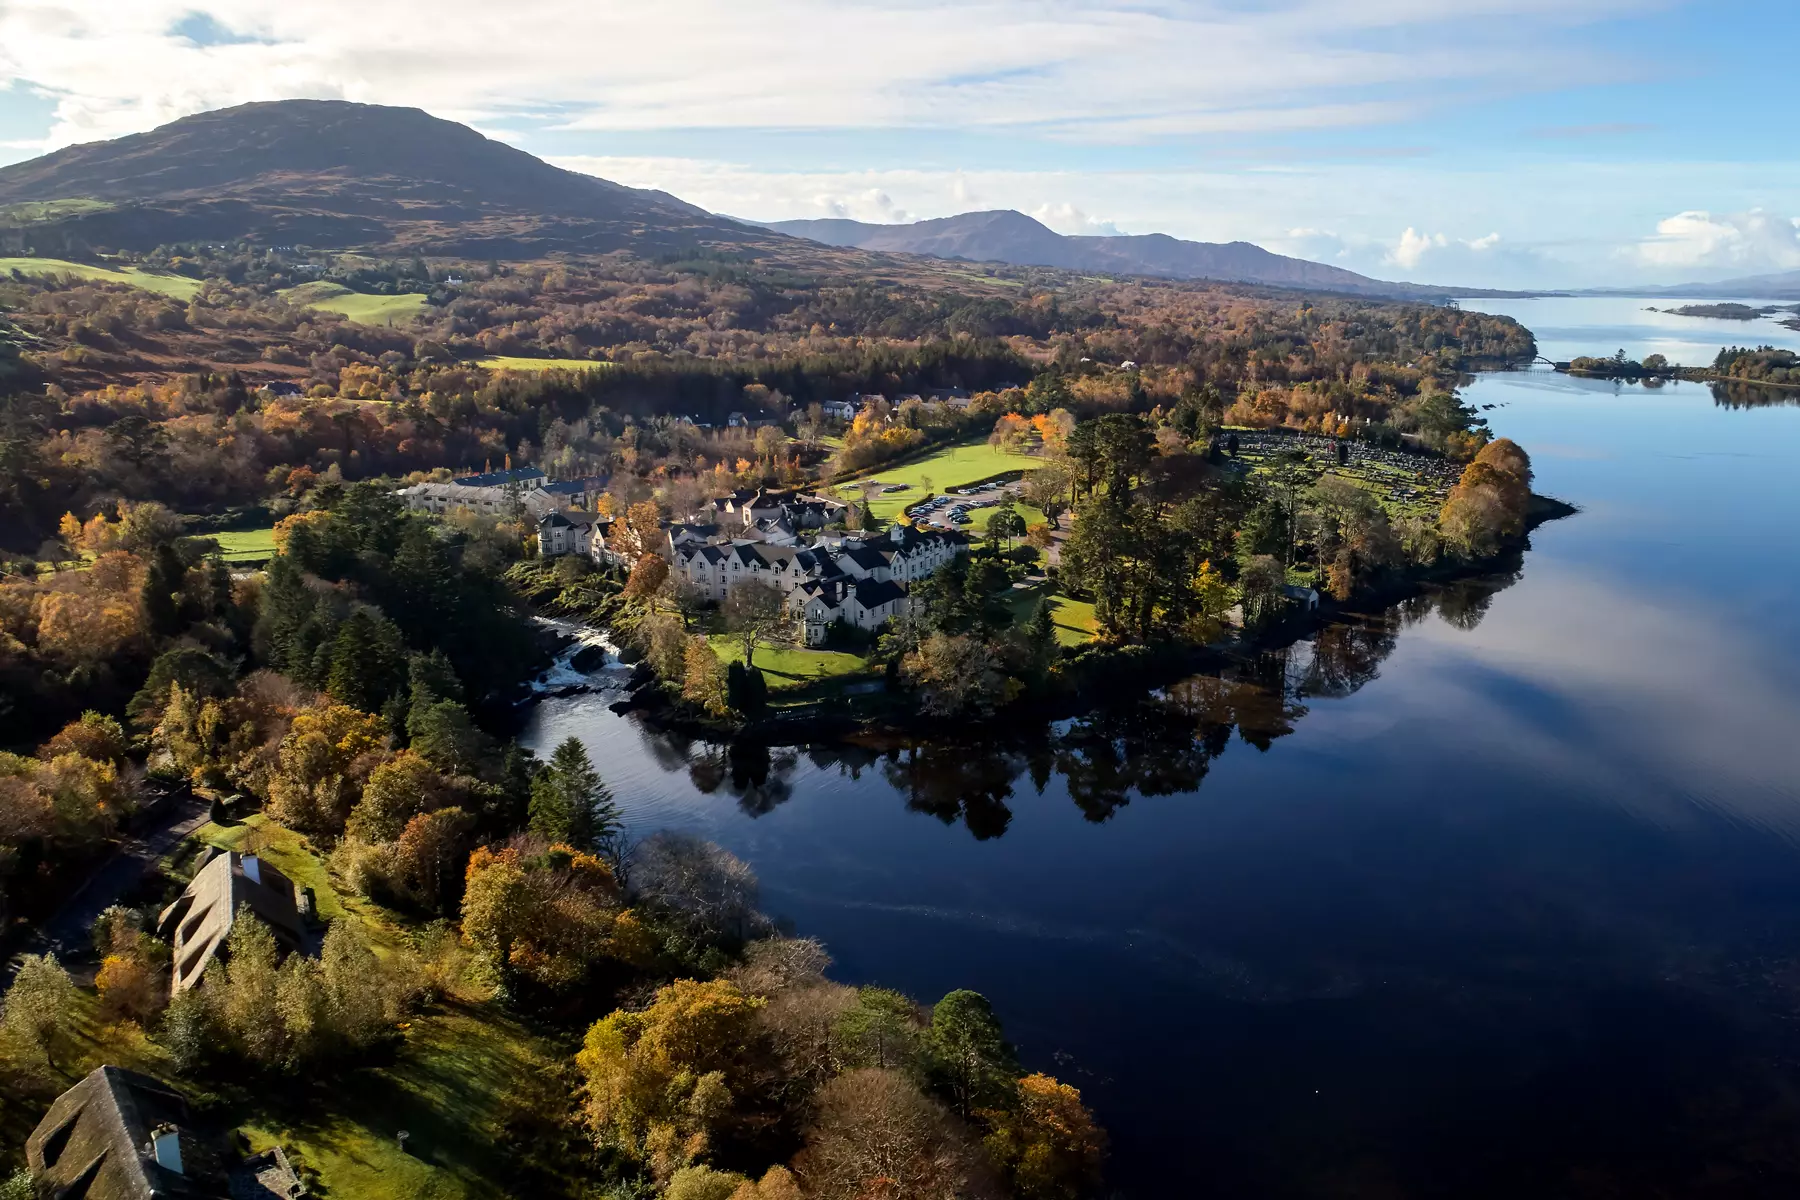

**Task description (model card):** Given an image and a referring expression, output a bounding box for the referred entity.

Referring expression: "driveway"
[5,790,211,980]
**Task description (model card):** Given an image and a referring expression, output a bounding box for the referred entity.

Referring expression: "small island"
[1650,303,1776,321]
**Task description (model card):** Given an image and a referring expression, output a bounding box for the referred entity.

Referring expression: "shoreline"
[579,492,1579,749]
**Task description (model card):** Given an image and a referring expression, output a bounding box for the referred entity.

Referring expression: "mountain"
[759,209,1442,297]
[0,100,773,257]
[1657,270,1800,300]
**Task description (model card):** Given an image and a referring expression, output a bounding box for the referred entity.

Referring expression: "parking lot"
[905,480,1022,529]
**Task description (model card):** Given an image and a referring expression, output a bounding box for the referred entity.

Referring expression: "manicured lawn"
[834,438,1038,523]
[707,635,871,690]
[210,526,277,563]
[0,256,202,300]
[1004,586,1099,646]
[477,356,612,373]
[280,282,431,325]
[960,502,1047,533]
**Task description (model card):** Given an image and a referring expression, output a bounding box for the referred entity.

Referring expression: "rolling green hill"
[0,255,201,299]
[280,280,431,324]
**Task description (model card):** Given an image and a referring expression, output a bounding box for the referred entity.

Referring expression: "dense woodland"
[1,246,1531,557]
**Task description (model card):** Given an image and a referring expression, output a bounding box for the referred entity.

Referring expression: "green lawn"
[238,1005,554,1200]
[961,502,1047,533]
[1004,586,1099,647]
[835,438,1038,523]
[209,526,277,563]
[198,815,348,923]
[477,356,612,373]
[0,256,202,300]
[708,635,871,690]
[280,281,431,325]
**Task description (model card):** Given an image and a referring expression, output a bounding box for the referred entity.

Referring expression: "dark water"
[522,299,1800,1197]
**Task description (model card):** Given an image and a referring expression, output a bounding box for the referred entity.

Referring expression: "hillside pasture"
[279,281,431,325]
[477,356,613,373]
[208,526,278,563]
[0,256,202,300]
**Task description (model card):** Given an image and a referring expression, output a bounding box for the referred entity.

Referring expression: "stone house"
[27,1066,221,1199]
[158,852,310,995]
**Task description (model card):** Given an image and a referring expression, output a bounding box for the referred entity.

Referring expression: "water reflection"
[629,566,1529,841]
[1709,380,1800,409]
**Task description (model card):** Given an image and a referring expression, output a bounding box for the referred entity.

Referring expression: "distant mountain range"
[752,210,1459,298]
[0,99,1491,300]
[1615,270,1800,301]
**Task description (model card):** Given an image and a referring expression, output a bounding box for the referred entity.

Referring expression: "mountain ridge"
[755,209,1457,297]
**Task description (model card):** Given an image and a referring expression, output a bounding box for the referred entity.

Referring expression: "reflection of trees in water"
[880,744,1019,840]
[1434,566,1520,632]
[685,739,799,816]
[1292,612,1401,699]
[1054,703,1219,821]
[641,565,1531,838]
[1710,380,1800,409]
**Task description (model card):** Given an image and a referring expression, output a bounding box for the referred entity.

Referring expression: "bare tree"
[797,1069,1001,1200]
[630,831,770,943]
[721,577,790,670]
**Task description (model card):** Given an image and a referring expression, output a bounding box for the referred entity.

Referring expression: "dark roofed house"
[158,852,309,995]
[450,466,548,488]
[27,1066,225,1199]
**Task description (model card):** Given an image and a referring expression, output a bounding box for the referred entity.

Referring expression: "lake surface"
[521,297,1800,1198]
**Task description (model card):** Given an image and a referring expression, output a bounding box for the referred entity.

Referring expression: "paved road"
[5,792,211,981]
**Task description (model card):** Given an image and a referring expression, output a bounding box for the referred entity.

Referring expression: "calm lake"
[521,296,1800,1198]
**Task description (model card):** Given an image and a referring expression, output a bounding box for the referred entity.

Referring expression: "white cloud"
[1389,227,1448,270]
[0,0,1659,149]
[1634,209,1800,273]
[1030,203,1125,237]
[1385,228,1504,272]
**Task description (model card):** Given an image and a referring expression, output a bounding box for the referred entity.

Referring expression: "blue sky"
[0,0,1794,288]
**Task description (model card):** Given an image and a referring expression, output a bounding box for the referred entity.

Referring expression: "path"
[4,790,211,980]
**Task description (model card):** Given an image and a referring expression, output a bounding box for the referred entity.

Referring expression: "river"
[520,296,1800,1198]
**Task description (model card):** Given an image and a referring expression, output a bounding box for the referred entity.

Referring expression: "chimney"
[149,1125,183,1175]
[241,854,261,884]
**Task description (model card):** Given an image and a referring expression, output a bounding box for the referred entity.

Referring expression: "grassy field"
[1004,586,1099,647]
[0,199,114,223]
[280,281,431,325]
[0,256,202,300]
[708,635,871,690]
[834,438,1038,523]
[237,1005,552,1200]
[209,526,278,563]
[477,356,612,373]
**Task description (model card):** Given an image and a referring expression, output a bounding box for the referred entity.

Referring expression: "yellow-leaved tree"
[577,979,766,1180]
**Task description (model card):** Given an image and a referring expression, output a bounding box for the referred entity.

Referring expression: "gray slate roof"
[27,1066,223,1199]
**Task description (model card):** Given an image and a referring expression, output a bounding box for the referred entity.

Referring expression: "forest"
[0,246,1532,559]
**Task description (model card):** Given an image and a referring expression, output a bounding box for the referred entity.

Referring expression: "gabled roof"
[27,1066,223,1199]
[841,546,890,572]
[158,852,308,994]
[853,579,909,609]
[451,466,547,488]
